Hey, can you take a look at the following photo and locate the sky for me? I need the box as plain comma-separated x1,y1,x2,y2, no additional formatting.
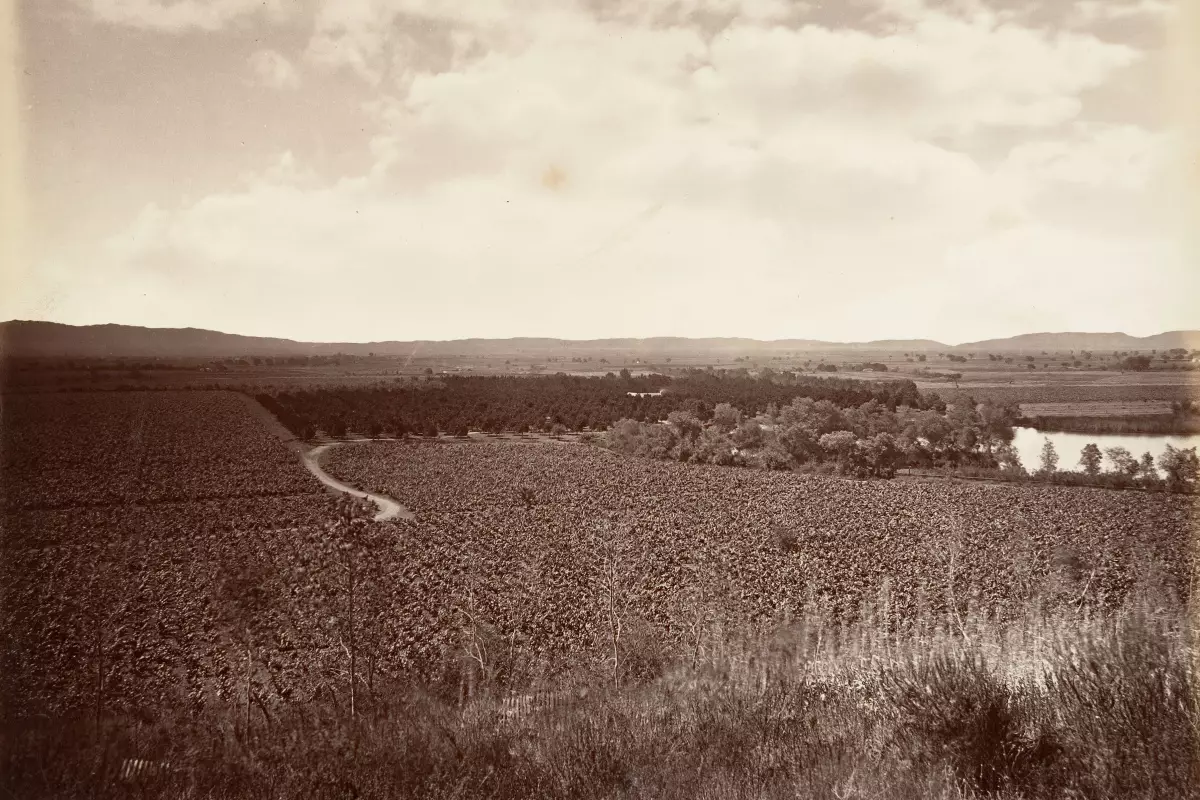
4,0,1198,344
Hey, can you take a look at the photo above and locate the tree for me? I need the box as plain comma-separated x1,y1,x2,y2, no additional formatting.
730,419,764,450
666,409,702,445
1139,451,1158,481
591,516,651,685
212,555,277,736
861,432,901,478
711,402,741,433
300,499,381,722
1038,438,1059,475
1078,443,1102,476
1158,445,1199,490
819,430,860,474
1121,355,1152,371
1104,446,1138,477
998,443,1025,473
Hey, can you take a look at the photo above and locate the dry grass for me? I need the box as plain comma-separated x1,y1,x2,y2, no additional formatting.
5,595,1197,800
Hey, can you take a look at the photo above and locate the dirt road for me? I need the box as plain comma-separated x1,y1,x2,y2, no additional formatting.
300,442,413,522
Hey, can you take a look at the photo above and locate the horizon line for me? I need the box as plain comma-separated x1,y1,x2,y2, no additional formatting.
3,319,1197,350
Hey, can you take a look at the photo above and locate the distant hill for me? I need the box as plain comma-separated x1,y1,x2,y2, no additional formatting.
956,331,1200,353
1,321,1196,360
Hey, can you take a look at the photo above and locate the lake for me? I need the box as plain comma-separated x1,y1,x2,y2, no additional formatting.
1011,426,1200,476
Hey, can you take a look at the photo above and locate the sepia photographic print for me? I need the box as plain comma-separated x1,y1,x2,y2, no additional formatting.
2,0,1200,797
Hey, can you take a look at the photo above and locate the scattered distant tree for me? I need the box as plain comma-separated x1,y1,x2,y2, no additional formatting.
619,368,632,380
1038,438,1059,475
917,354,927,362
424,367,433,375
1121,355,1152,371
550,422,568,438
1078,443,1102,476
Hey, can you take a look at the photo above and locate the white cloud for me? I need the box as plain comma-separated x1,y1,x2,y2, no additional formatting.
248,49,300,89
76,0,291,32
33,0,1187,342
1069,0,1175,27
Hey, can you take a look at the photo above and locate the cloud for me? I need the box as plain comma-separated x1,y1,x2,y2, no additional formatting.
33,0,1186,342
249,49,300,89
1069,0,1175,27
75,0,292,32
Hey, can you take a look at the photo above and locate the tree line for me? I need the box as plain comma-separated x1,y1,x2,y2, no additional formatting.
1028,439,1199,492
256,372,935,440
603,394,1022,478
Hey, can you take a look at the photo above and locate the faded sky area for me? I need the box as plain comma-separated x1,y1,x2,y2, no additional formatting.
6,0,1198,343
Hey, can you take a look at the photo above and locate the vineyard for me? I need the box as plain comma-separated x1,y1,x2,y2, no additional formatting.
317,440,1197,675
1,391,344,715
3,392,1198,797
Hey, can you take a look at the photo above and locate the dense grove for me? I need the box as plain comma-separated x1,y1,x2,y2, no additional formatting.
256,372,932,438
602,394,1022,476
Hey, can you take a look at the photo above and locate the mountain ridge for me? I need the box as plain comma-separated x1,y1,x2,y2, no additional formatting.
1,321,1197,359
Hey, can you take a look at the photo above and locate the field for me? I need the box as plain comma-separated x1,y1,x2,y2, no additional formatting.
1,391,345,715
1019,401,1176,417
4,390,1199,798
319,441,1195,656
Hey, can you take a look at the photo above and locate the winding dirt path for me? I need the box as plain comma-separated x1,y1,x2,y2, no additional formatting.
300,442,413,522
236,393,412,522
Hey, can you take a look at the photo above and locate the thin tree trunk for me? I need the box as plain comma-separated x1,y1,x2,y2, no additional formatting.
348,555,356,721
245,641,252,737
94,627,104,738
